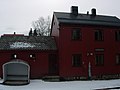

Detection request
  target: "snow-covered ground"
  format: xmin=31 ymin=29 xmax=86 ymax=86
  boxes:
xmin=0 ymin=79 xmax=120 ymax=90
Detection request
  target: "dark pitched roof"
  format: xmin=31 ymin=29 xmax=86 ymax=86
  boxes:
xmin=0 ymin=35 xmax=57 ymax=50
xmin=54 ymin=12 xmax=120 ymax=27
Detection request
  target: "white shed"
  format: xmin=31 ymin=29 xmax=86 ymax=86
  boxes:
xmin=3 ymin=59 xmax=30 ymax=85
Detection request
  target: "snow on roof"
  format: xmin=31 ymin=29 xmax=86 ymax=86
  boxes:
xmin=0 ymin=35 xmax=57 ymax=50
xmin=10 ymin=42 xmax=35 ymax=49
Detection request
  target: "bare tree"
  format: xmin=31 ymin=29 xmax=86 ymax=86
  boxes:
xmin=29 ymin=28 xmax=33 ymax=36
xmin=32 ymin=16 xmax=51 ymax=36
xmin=33 ymin=29 xmax=38 ymax=36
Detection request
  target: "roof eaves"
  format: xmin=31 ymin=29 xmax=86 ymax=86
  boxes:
xmin=58 ymin=18 xmax=120 ymax=27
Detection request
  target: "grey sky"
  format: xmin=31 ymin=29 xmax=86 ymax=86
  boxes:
xmin=0 ymin=0 xmax=120 ymax=35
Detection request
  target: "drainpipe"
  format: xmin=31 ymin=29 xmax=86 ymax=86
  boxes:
xmin=88 ymin=61 xmax=92 ymax=80
xmin=87 ymin=52 xmax=93 ymax=80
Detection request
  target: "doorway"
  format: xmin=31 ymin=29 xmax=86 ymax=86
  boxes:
xmin=3 ymin=59 xmax=30 ymax=85
xmin=49 ymin=54 xmax=58 ymax=75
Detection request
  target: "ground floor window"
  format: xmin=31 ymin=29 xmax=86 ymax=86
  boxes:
xmin=116 ymin=54 xmax=120 ymax=65
xmin=72 ymin=54 xmax=82 ymax=67
xmin=95 ymin=54 xmax=104 ymax=66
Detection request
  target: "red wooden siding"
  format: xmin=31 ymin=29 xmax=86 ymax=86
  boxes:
xmin=51 ymin=22 xmax=120 ymax=79
xmin=0 ymin=50 xmax=57 ymax=78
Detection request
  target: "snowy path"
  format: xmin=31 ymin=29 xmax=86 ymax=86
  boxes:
xmin=0 ymin=79 xmax=120 ymax=90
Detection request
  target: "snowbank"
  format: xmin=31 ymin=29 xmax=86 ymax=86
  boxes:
xmin=0 ymin=79 xmax=120 ymax=90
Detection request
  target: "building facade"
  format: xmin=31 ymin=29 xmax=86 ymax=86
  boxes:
xmin=0 ymin=34 xmax=58 ymax=79
xmin=51 ymin=6 xmax=120 ymax=79
xmin=0 ymin=6 xmax=120 ymax=80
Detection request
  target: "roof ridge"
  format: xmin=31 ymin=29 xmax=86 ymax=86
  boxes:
xmin=54 ymin=12 xmax=117 ymax=18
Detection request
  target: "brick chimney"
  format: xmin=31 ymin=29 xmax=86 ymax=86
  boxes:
xmin=71 ymin=6 xmax=78 ymax=16
xmin=91 ymin=8 xmax=96 ymax=16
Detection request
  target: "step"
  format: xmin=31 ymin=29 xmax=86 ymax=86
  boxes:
xmin=42 ymin=76 xmax=60 ymax=82
xmin=3 ymin=80 xmax=29 ymax=85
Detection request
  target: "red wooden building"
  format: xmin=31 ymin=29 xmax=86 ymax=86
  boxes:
xmin=1 ymin=6 xmax=120 ymax=81
xmin=51 ymin=6 xmax=120 ymax=80
xmin=0 ymin=34 xmax=58 ymax=80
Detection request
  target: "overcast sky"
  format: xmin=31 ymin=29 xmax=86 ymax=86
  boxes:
xmin=0 ymin=0 xmax=120 ymax=35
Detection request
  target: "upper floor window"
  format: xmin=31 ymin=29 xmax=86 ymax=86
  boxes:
xmin=95 ymin=30 xmax=104 ymax=41
xmin=72 ymin=28 xmax=81 ymax=40
xmin=95 ymin=54 xmax=104 ymax=66
xmin=115 ymin=30 xmax=120 ymax=41
xmin=72 ymin=54 xmax=82 ymax=67
xmin=116 ymin=54 xmax=120 ymax=65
